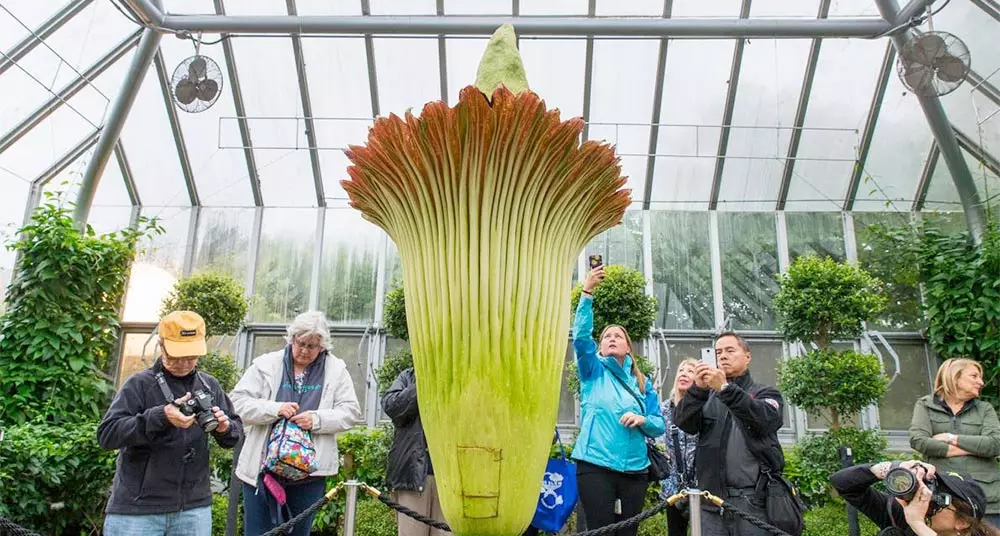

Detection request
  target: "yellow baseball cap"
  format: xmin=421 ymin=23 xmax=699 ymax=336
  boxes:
xmin=159 ymin=310 xmax=207 ymax=357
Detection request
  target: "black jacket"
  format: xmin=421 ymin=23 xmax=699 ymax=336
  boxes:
xmin=674 ymin=371 xmax=785 ymax=497
xmin=97 ymin=359 xmax=242 ymax=515
xmin=831 ymin=464 xmax=916 ymax=535
xmin=382 ymin=368 xmax=431 ymax=492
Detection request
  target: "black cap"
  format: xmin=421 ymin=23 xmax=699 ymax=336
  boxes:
xmin=937 ymin=470 xmax=987 ymax=520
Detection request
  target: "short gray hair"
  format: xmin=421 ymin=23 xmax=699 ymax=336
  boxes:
xmin=285 ymin=311 xmax=332 ymax=351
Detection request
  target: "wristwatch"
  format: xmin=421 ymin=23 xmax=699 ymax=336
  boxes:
xmin=719 ymin=381 xmax=730 ymax=392
xmin=949 ymin=433 xmax=957 ymax=445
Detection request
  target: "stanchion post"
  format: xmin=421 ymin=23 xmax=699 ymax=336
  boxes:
xmin=225 ymin=435 xmax=244 ymax=536
xmin=689 ymin=489 xmax=702 ymax=536
xmin=343 ymin=480 xmax=360 ymax=536
xmin=839 ymin=446 xmax=860 ymax=536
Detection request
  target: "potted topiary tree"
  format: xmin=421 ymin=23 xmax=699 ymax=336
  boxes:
xmin=774 ymin=256 xmax=890 ymax=504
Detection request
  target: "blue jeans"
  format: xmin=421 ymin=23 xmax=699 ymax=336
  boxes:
xmin=104 ymin=506 xmax=211 ymax=536
xmin=243 ymin=474 xmax=326 ymax=536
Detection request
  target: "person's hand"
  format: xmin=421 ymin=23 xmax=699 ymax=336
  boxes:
xmin=290 ymin=412 xmax=314 ymax=430
xmin=582 ymin=267 xmax=605 ymax=294
xmin=210 ymin=407 xmax=231 ymax=434
xmin=695 ymin=363 xmax=727 ymax=392
xmin=898 ymin=480 xmax=934 ymax=535
xmin=164 ymin=393 xmax=196 ymax=429
xmin=947 ymin=444 xmax=972 ymax=457
xmin=932 ymin=432 xmax=955 ymax=444
xmin=278 ymin=402 xmax=300 ymax=419
xmin=898 ymin=460 xmax=936 ymax=481
xmin=620 ymin=412 xmax=646 ymax=428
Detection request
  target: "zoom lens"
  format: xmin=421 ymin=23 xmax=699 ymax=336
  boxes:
xmin=884 ymin=467 xmax=919 ymax=502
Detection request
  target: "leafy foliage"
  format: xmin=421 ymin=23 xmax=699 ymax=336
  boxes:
xmin=196 ymin=352 xmax=242 ymax=488
xmin=376 ymin=349 xmax=414 ymax=395
xmin=802 ymin=501 xmax=880 ymax=536
xmin=0 ymin=420 xmax=117 ymax=535
xmin=779 ymin=349 xmax=888 ymax=430
xmin=211 ymin=493 xmax=244 ymax=536
xmin=785 ymin=428 xmax=886 ymax=506
xmin=383 ymin=286 xmax=408 ymax=341
xmin=160 ymin=273 xmax=248 ymax=337
xmin=570 ymin=264 xmax=658 ymax=341
xmin=773 ymin=256 xmax=887 ymax=347
xmin=565 ymin=354 xmax=655 ymax=398
xmin=0 ymin=202 xmax=160 ymax=424
xmin=867 ymin=219 xmax=1000 ymax=403
xmin=311 ymin=424 xmax=394 ymax=533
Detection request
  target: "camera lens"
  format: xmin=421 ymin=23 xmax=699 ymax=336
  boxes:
xmin=199 ymin=412 xmax=219 ymax=433
xmin=884 ymin=468 xmax=919 ymax=502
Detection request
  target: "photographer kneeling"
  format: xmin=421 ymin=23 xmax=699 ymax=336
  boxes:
xmin=831 ymin=460 xmax=999 ymax=536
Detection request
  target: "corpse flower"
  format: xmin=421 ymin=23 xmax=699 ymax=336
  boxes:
xmin=341 ymin=25 xmax=630 ymax=536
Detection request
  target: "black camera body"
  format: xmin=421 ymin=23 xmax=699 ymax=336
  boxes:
xmin=177 ymin=389 xmax=219 ymax=433
xmin=884 ymin=466 xmax=952 ymax=514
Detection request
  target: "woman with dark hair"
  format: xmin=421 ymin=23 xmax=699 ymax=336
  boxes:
xmin=569 ymin=266 xmax=665 ymax=536
xmin=832 ymin=460 xmax=1000 ymax=536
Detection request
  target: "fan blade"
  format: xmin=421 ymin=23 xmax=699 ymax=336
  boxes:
xmin=905 ymin=33 xmax=946 ymax=67
xmin=197 ymin=79 xmax=219 ymax=102
xmin=189 ymin=57 xmax=208 ymax=80
xmin=903 ymin=64 xmax=935 ymax=94
xmin=175 ymin=78 xmax=197 ymax=105
xmin=934 ymin=54 xmax=968 ymax=83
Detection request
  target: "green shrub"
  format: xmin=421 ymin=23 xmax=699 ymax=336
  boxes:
xmin=570 ymin=264 xmax=658 ymax=341
xmin=199 ymin=351 xmax=241 ymax=393
xmin=0 ymin=202 xmax=161 ymax=424
xmin=802 ymin=501 xmax=880 ymax=536
xmin=565 ymin=354 xmax=655 ymax=398
xmin=376 ymin=349 xmax=414 ymax=395
xmin=352 ymin=498 xmax=397 ymax=536
xmin=312 ymin=424 xmax=394 ymax=533
xmin=383 ymin=286 xmax=408 ymax=341
xmin=779 ymin=348 xmax=888 ymax=430
xmin=160 ymin=272 xmax=248 ymax=337
xmin=0 ymin=420 xmax=117 ymax=535
xmin=211 ymin=493 xmax=244 ymax=536
xmin=787 ymin=428 xmax=887 ymax=506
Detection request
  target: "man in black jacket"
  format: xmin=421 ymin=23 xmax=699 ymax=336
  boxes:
xmin=98 ymin=311 xmax=242 ymax=536
xmin=675 ymin=332 xmax=785 ymax=536
xmin=382 ymin=367 xmax=446 ymax=536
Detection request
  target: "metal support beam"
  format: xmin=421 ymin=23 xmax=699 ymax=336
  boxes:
xmin=153 ymin=50 xmax=200 ymax=206
xmin=912 ymin=142 xmax=939 ymax=211
xmin=287 ymin=0 xmax=326 ymax=207
xmin=776 ymin=0 xmax=831 ymax=210
xmin=954 ymin=127 xmax=1000 ymax=178
xmin=182 ymin=207 xmax=201 ymax=276
xmin=969 ymin=70 xmax=1000 ymax=108
xmin=436 ymin=0 xmax=448 ymax=103
xmin=0 ymin=0 xmax=94 ymax=78
xmin=896 ymin=0 xmax=937 ymax=24
xmin=114 ymin=142 xmax=141 ymax=207
xmin=0 ymin=30 xmax=141 ymax=155
xmin=360 ymin=0 xmax=381 ymax=118
xmin=151 ymin=14 xmax=891 ymax=37
xmin=73 ymin=17 xmax=162 ymax=224
xmin=845 ymin=42 xmax=895 ymax=210
xmin=640 ymin=0 xmax=673 ymax=209
xmin=22 ymin=130 xmax=100 ymax=228
xmin=874 ymin=0 xmax=986 ymax=243
xmin=214 ymin=0 xmax=263 ymax=206
xmin=969 ymin=0 xmax=1000 ymax=22
xmin=708 ymin=0 xmax=751 ymax=210
xmin=580 ymin=0 xmax=596 ymax=142
xmin=308 ymin=208 xmax=325 ymax=310
xmin=121 ymin=0 xmax=164 ymax=26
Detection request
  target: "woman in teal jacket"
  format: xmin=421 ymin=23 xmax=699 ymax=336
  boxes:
xmin=571 ymin=266 xmax=665 ymax=536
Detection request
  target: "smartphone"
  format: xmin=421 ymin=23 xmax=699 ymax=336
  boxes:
xmin=700 ymin=347 xmax=717 ymax=368
xmin=589 ymin=254 xmax=603 ymax=269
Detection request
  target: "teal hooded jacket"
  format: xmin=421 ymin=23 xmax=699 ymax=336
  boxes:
xmin=570 ymin=295 xmax=665 ymax=472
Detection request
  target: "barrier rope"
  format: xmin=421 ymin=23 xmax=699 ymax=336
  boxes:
xmin=259 ymin=483 xmax=344 ymax=536
xmin=0 ymin=517 xmax=41 ymax=536
xmin=696 ymin=491 xmax=792 ymax=536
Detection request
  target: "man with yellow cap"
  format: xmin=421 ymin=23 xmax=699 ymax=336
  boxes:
xmin=98 ymin=310 xmax=243 ymax=536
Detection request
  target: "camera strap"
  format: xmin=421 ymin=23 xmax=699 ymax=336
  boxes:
xmin=154 ymin=371 xmax=209 ymax=406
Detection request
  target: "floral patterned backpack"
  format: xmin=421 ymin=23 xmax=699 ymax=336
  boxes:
xmin=264 ymin=418 xmax=318 ymax=481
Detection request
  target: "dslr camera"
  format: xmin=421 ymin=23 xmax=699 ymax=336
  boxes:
xmin=884 ymin=464 xmax=952 ymax=514
xmin=177 ymin=390 xmax=220 ymax=433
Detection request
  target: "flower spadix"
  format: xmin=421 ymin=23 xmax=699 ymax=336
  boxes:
xmin=341 ymin=24 xmax=630 ymax=536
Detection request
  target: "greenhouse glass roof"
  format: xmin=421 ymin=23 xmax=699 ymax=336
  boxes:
xmin=0 ymin=0 xmax=998 ymax=279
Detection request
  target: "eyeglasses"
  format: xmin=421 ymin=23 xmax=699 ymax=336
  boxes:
xmin=292 ymin=339 xmax=322 ymax=351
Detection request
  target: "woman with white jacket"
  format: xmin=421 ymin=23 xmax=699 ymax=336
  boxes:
xmin=231 ymin=311 xmax=362 ymax=536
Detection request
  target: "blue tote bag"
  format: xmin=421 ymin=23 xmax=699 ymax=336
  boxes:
xmin=530 ymin=431 xmax=578 ymax=533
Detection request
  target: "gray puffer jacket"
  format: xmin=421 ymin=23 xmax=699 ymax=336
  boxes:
xmin=382 ymin=368 xmax=433 ymax=492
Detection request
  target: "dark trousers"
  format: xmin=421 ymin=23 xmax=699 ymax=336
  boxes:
xmin=576 ymin=460 xmax=649 ymax=536
xmin=666 ymin=504 xmax=689 ymax=536
xmin=700 ymin=490 xmax=770 ymax=536
xmin=243 ymin=474 xmax=326 ymax=536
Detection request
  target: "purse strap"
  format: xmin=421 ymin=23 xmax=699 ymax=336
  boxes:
xmin=554 ymin=429 xmax=568 ymax=461
xmin=601 ymin=360 xmax=646 ymax=414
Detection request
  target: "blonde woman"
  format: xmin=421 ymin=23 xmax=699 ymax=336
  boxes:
xmin=660 ymin=358 xmax=699 ymax=536
xmin=910 ymin=358 xmax=1000 ymax=527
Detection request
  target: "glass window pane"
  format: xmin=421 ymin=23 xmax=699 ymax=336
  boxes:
xmin=373 ymin=38 xmax=440 ymax=117
xmin=786 ymin=212 xmax=846 ymax=261
xmin=519 ymin=39 xmax=586 ymax=120
xmin=191 ymin=207 xmax=255 ymax=282
xmin=319 ymin=209 xmax=380 ymax=326
xmin=0 ymin=2 xmax=51 ymax=51
xmin=786 ymin=39 xmax=886 ymax=211
xmin=719 ymin=212 xmax=779 ymax=331
xmin=650 ymin=40 xmax=734 ymax=210
xmin=118 ymin=332 xmax=158 ymax=387
xmin=519 ymin=0 xmax=587 ymax=14
xmin=878 ymin=341 xmax=932 ymax=430
xmin=717 ymin=39 xmax=813 ymax=211
xmin=446 ymin=38 xmax=488 ymax=105
xmin=934 ymin=1 xmax=1000 ymax=88
xmin=124 ymin=206 xmax=193 ymax=323
xmin=650 ymin=212 xmax=714 ymax=330
xmin=445 ymin=0 xmax=511 ymax=15
xmin=597 ymin=0 xmax=663 ymax=15
xmin=661 ymin=339 xmax=714 ymax=392
xmin=0 ymin=176 xmax=29 ymax=312
xmin=584 ymin=211 xmax=643 ymax=272
xmin=250 ymin=208 xmax=317 ymax=323
xmin=370 ymin=0 xmax=435 ymax=14
xmin=853 ymin=212 xmax=923 ymax=331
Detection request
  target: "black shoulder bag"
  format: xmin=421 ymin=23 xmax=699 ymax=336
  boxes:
xmin=602 ymin=363 xmax=670 ymax=481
